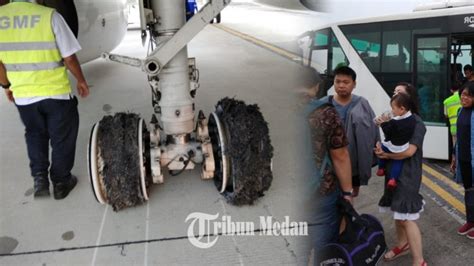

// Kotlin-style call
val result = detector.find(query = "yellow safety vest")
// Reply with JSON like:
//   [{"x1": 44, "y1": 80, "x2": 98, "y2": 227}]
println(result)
[
  {"x1": 443, "y1": 93, "x2": 461, "y2": 135},
  {"x1": 0, "y1": 2, "x2": 71, "y2": 98}
]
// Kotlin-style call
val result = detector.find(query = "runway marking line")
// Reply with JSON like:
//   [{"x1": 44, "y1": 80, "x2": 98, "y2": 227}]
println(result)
[
  {"x1": 144, "y1": 202, "x2": 150, "y2": 266},
  {"x1": 91, "y1": 205, "x2": 109, "y2": 266},
  {"x1": 0, "y1": 223, "x2": 321, "y2": 257},
  {"x1": 422, "y1": 163, "x2": 464, "y2": 195},
  {"x1": 213, "y1": 24, "x2": 307, "y2": 64},
  {"x1": 421, "y1": 174, "x2": 465, "y2": 215}
]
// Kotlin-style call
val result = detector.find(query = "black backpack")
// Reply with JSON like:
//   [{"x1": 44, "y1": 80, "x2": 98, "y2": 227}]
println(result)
[{"x1": 316, "y1": 200, "x2": 387, "y2": 265}]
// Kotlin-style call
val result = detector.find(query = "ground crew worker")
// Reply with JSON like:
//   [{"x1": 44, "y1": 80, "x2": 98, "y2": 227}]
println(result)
[
  {"x1": 444, "y1": 85, "x2": 462, "y2": 145},
  {"x1": 0, "y1": 0, "x2": 89, "y2": 199}
]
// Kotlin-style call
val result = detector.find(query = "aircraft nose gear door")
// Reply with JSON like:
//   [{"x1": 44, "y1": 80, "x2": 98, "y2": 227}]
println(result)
[{"x1": 88, "y1": 0, "x2": 273, "y2": 211}]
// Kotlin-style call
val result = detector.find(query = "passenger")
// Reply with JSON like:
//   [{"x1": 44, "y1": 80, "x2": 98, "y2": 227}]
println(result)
[
  {"x1": 320, "y1": 66, "x2": 379, "y2": 197},
  {"x1": 451, "y1": 82, "x2": 474, "y2": 240},
  {"x1": 297, "y1": 67, "x2": 353, "y2": 264},
  {"x1": 375, "y1": 82, "x2": 427, "y2": 266},
  {"x1": 463, "y1": 65, "x2": 474, "y2": 84},
  {"x1": 297, "y1": 66, "x2": 320, "y2": 104},
  {"x1": 443, "y1": 84, "x2": 461, "y2": 147},
  {"x1": 417, "y1": 76, "x2": 433, "y2": 121},
  {"x1": 0, "y1": 0, "x2": 89, "y2": 199},
  {"x1": 394, "y1": 82, "x2": 420, "y2": 115},
  {"x1": 375, "y1": 93, "x2": 417, "y2": 190}
]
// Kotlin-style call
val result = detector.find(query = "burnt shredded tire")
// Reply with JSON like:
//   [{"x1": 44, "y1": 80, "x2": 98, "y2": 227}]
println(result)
[
  {"x1": 97, "y1": 113, "x2": 149, "y2": 211},
  {"x1": 211, "y1": 97, "x2": 273, "y2": 205}
]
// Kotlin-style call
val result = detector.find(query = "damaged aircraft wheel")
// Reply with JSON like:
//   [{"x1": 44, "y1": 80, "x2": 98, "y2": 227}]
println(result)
[
  {"x1": 209, "y1": 98, "x2": 273, "y2": 205},
  {"x1": 88, "y1": 113, "x2": 151, "y2": 211}
]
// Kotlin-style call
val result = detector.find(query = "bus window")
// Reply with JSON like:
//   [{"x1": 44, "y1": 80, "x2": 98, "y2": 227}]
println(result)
[
  {"x1": 310, "y1": 49, "x2": 328, "y2": 73},
  {"x1": 309, "y1": 29, "x2": 330, "y2": 73},
  {"x1": 417, "y1": 37, "x2": 447, "y2": 72},
  {"x1": 341, "y1": 24, "x2": 382, "y2": 72},
  {"x1": 308, "y1": 28, "x2": 348, "y2": 75},
  {"x1": 314, "y1": 30, "x2": 329, "y2": 46},
  {"x1": 453, "y1": 44, "x2": 473, "y2": 69},
  {"x1": 330, "y1": 36, "x2": 347, "y2": 72},
  {"x1": 382, "y1": 30, "x2": 411, "y2": 72},
  {"x1": 303, "y1": 28, "x2": 348, "y2": 97},
  {"x1": 415, "y1": 36, "x2": 449, "y2": 125}
]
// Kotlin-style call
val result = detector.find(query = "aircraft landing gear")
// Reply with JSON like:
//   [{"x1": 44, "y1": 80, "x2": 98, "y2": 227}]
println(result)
[
  {"x1": 91, "y1": 0, "x2": 273, "y2": 211},
  {"x1": 88, "y1": 113, "x2": 151, "y2": 211},
  {"x1": 88, "y1": 100, "x2": 273, "y2": 211},
  {"x1": 209, "y1": 98, "x2": 273, "y2": 205}
]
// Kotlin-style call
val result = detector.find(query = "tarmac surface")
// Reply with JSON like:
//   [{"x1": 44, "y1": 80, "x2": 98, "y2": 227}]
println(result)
[
  {"x1": 356, "y1": 166, "x2": 474, "y2": 266},
  {"x1": 0, "y1": 10, "x2": 308, "y2": 266},
  {"x1": 1, "y1": 1, "x2": 474, "y2": 265}
]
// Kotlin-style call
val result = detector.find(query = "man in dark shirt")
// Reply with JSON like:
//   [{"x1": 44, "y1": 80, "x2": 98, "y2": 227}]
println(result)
[
  {"x1": 322, "y1": 66, "x2": 379, "y2": 197},
  {"x1": 298, "y1": 67, "x2": 353, "y2": 263}
]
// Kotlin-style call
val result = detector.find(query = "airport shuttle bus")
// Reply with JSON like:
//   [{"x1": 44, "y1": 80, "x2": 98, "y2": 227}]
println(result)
[{"x1": 301, "y1": 3, "x2": 474, "y2": 160}]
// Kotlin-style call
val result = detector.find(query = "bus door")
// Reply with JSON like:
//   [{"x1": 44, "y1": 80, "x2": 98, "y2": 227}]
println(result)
[{"x1": 414, "y1": 34, "x2": 450, "y2": 160}]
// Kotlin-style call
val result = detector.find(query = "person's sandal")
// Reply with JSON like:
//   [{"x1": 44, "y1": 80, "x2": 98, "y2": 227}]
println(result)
[{"x1": 383, "y1": 243, "x2": 410, "y2": 261}]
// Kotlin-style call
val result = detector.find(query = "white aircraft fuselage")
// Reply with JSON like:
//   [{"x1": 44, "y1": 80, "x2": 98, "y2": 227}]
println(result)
[{"x1": 74, "y1": 0, "x2": 128, "y2": 63}]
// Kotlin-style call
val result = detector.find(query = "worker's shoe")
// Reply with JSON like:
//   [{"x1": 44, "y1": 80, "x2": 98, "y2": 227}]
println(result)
[
  {"x1": 53, "y1": 175, "x2": 77, "y2": 200},
  {"x1": 33, "y1": 176, "x2": 50, "y2": 198},
  {"x1": 457, "y1": 222, "x2": 474, "y2": 235}
]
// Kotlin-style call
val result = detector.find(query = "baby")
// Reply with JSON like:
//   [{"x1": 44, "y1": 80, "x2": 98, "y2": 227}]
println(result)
[{"x1": 375, "y1": 93, "x2": 416, "y2": 189}]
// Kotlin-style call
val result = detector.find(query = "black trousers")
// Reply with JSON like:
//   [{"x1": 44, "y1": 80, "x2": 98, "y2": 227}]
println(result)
[
  {"x1": 352, "y1": 175, "x2": 360, "y2": 187},
  {"x1": 459, "y1": 160, "x2": 474, "y2": 222},
  {"x1": 16, "y1": 97, "x2": 79, "y2": 184}
]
